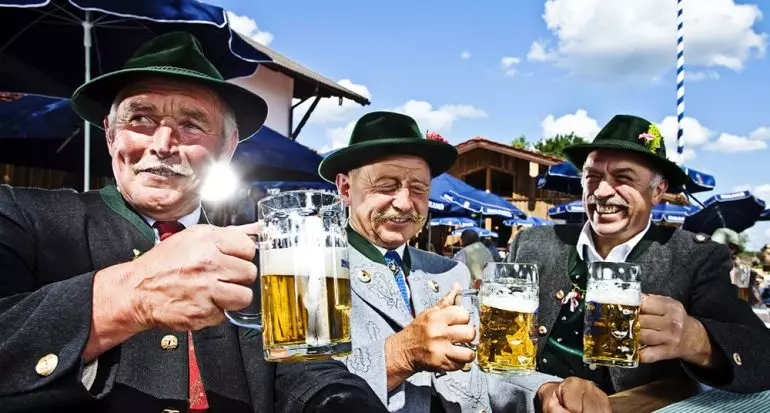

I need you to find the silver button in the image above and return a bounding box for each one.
[429,280,440,293]
[358,269,372,283]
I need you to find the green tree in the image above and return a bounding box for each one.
[534,132,588,157]
[511,134,528,149]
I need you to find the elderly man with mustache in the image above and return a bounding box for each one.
[0,33,386,413]
[507,115,770,395]
[319,111,611,413]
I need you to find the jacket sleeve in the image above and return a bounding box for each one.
[0,186,117,408]
[273,357,387,413]
[682,243,770,393]
[339,339,399,410]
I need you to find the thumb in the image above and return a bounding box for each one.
[230,221,265,235]
[435,282,463,310]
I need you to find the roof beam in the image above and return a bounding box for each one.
[290,95,321,141]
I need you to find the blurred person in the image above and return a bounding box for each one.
[452,229,495,289]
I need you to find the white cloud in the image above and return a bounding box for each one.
[294,79,372,124]
[500,56,521,76]
[460,51,472,60]
[391,100,487,137]
[706,133,768,152]
[657,116,713,162]
[688,71,720,82]
[742,224,770,251]
[531,0,767,80]
[750,126,770,141]
[226,11,274,46]
[321,121,356,154]
[527,40,558,62]
[541,109,601,140]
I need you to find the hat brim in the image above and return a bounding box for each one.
[318,138,458,183]
[563,141,688,188]
[71,67,267,142]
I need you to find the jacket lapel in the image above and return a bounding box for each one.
[349,246,413,329]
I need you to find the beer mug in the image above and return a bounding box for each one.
[583,262,642,368]
[461,262,539,375]
[225,190,352,361]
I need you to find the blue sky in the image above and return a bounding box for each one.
[212,0,770,249]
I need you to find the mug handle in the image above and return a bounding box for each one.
[224,234,263,332]
[454,289,480,351]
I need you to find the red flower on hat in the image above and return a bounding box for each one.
[426,131,449,144]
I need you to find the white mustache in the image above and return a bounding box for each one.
[133,160,193,177]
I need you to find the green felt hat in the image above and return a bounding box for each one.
[562,114,688,188]
[318,111,458,183]
[71,32,267,141]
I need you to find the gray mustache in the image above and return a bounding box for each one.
[133,159,193,176]
[586,194,628,208]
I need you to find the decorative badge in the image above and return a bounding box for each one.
[638,124,663,154]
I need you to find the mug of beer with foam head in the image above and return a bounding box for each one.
[583,262,642,368]
[461,262,539,375]
[225,190,352,361]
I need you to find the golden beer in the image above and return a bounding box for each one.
[477,296,538,374]
[583,290,641,368]
[260,248,352,361]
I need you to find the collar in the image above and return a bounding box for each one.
[142,207,202,232]
[577,220,651,263]
[346,225,412,275]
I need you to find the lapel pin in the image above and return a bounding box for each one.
[429,280,440,293]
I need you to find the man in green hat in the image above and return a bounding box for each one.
[0,32,385,412]
[508,114,770,394]
[319,111,611,412]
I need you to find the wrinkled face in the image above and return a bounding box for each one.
[582,150,667,244]
[337,155,431,249]
[104,78,237,220]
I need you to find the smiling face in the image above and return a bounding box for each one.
[582,150,668,247]
[336,155,431,249]
[104,78,238,221]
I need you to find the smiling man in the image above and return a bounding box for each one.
[0,32,385,413]
[507,115,770,394]
[319,111,611,413]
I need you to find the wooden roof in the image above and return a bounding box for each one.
[455,136,564,166]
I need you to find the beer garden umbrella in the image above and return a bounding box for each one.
[683,191,766,235]
[0,0,272,190]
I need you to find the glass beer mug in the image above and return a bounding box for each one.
[225,190,352,361]
[461,262,539,375]
[583,262,642,368]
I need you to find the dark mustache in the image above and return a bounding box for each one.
[373,210,425,224]
[586,194,629,208]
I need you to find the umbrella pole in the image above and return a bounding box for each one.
[82,12,93,192]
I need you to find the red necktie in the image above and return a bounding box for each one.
[153,221,209,412]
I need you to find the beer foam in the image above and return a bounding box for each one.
[261,247,350,278]
[585,286,641,306]
[482,295,538,313]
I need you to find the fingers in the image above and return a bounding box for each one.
[436,305,471,325]
[446,324,476,343]
[212,227,258,261]
[211,281,254,311]
[639,314,669,331]
[558,380,588,413]
[444,344,476,364]
[640,294,669,316]
[639,345,668,364]
[436,282,463,309]
[216,255,258,286]
[582,387,611,413]
[542,390,570,413]
[231,221,265,236]
[640,328,669,347]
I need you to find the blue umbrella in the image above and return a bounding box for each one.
[503,216,555,227]
[536,162,582,195]
[535,161,716,195]
[0,96,327,183]
[548,200,586,223]
[650,203,699,225]
[434,174,526,218]
[451,227,498,238]
[0,0,271,190]
[430,217,476,227]
[683,191,766,235]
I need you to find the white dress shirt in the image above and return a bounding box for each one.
[576,220,651,264]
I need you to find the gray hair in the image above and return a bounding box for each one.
[649,171,663,189]
[106,79,238,148]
